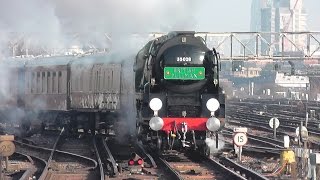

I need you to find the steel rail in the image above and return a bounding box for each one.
[136,141,157,168]
[219,156,269,180]
[93,136,105,180]
[158,157,184,180]
[38,128,64,180]
[13,152,47,180]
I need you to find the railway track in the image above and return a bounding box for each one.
[231,101,320,131]
[14,140,52,179]
[217,156,269,180]
[3,152,46,180]
[230,109,320,136]
[45,132,99,180]
[223,128,284,148]
[159,150,224,179]
[219,130,281,176]
[13,129,102,179]
[103,137,162,179]
[158,149,270,180]
[94,135,118,179]
[227,101,320,149]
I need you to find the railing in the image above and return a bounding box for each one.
[150,32,320,61]
[3,32,320,61]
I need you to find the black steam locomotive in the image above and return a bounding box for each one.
[135,31,225,153]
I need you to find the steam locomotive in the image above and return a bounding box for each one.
[134,31,225,153]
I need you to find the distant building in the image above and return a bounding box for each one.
[274,72,309,99]
[279,0,308,51]
[233,67,262,78]
[251,0,309,53]
[250,0,265,31]
[309,76,320,101]
[261,5,277,54]
[275,72,309,87]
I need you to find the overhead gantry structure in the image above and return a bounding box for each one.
[2,31,320,61]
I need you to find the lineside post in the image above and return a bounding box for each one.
[233,127,248,162]
[273,117,276,139]
[0,156,2,180]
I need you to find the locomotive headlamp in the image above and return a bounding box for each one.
[206,98,220,112]
[149,117,164,131]
[206,117,220,132]
[149,98,162,111]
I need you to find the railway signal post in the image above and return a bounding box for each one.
[233,128,248,162]
[269,117,279,139]
[296,125,309,178]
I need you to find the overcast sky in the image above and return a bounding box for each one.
[0,0,318,33]
[194,0,319,32]
[0,0,318,54]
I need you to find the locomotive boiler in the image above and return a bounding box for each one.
[135,31,225,153]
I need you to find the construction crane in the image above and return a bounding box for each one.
[282,0,300,32]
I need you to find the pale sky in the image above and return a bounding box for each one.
[193,0,319,32]
[0,0,318,53]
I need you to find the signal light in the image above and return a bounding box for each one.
[128,159,135,166]
[137,158,144,165]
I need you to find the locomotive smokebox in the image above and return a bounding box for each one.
[135,31,218,94]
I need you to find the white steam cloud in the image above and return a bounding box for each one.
[205,136,225,154]
[0,0,200,138]
[0,0,199,56]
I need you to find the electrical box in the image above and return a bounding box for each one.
[280,150,295,165]
[310,153,320,165]
[284,136,290,148]
[294,148,312,158]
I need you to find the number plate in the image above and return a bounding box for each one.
[164,67,205,80]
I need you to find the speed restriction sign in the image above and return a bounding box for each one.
[0,141,15,156]
[233,132,248,146]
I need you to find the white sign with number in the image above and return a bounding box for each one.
[269,117,280,129]
[233,132,248,146]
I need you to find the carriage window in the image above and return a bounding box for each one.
[37,72,40,93]
[42,72,46,93]
[27,72,31,93]
[31,72,35,93]
[80,72,83,92]
[89,72,92,92]
[58,71,62,93]
[103,71,106,91]
[52,72,56,93]
[47,72,51,94]
[96,71,99,92]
